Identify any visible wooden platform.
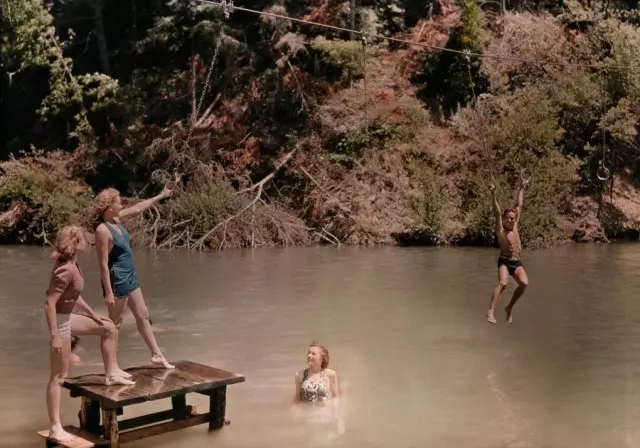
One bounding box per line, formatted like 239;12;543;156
64;360;244;408
40;360;246;448
38;426;109;448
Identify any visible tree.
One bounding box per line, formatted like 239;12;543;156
414;0;489;117
1;0;118;154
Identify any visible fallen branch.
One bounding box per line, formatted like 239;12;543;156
149;207;161;249
36;220;50;246
316;228;341;246
194;93;222;128
286;60;309;114
157;228;187;250
251;202;256;248
236;147;298;195
218;222;228;250
193;147;298;250
192;183;263;250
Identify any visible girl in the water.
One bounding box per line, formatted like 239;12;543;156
292;343;345;444
91;187;174;370
293;342;341;403
44;226;133;444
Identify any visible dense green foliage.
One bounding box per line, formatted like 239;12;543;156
0;0;638;249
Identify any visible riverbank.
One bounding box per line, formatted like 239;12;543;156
1;2;639;250
0;147;638;250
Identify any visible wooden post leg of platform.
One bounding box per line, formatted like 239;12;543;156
101;409;119;448
79;397;101;435
171;394;188;421
208;385;227;430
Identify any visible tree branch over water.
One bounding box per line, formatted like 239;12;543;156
192;147;298;250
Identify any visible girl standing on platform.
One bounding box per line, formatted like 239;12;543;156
91;187;174;370
45;226;134;444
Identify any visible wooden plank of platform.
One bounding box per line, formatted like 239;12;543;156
114;404;197;432
63;360;245;409
119;413;210;444
37;425;108;448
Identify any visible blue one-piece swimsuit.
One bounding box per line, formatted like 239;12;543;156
102;221;140;299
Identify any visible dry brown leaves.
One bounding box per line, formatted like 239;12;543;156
302;0;348;29
482;12;575;90
399;0;462;77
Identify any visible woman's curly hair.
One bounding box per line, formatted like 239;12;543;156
90;188;120;229
50;225;86;262
309;342;330;369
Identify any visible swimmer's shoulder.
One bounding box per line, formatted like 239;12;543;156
53;260;77;277
95;222;113;240
324;368;338;378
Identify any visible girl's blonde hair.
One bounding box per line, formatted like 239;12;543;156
51;225;86;261
90;188;120;229
309;342;330;369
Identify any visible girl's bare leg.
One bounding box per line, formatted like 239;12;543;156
107;297;134;379
505;267;529;323
47;337;73;442
487;266;509;324
128;288;174;369
71;314;135;385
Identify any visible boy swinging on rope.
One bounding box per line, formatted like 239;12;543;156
486;170;530;324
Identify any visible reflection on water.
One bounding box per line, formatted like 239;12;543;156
2;243;640;447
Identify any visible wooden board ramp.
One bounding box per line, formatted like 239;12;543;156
37;360;246;448
37;425;109;448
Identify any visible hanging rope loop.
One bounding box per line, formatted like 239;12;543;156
360;28;369;146
598;102;610;182
597;161;610;181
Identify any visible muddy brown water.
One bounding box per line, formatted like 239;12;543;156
2;243;640;448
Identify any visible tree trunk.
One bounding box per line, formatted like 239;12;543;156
91;0;111;75
349;0;356;40
131;0;138;42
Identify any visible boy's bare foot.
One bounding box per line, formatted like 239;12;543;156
505;306;513;323
487;311;497;324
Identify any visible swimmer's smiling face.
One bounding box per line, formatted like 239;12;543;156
502;210;517;231
307;346;322;368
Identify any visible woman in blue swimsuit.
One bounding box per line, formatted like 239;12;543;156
91;186;174;370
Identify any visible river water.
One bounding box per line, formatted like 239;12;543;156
1;243;640;448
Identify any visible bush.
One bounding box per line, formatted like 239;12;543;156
310;36;366;82
451;87;580;248
409;162;445;243
0;151;93;243
166;180;240;234
414;0;488;117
